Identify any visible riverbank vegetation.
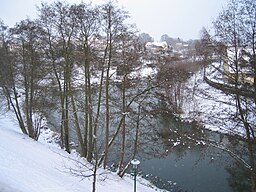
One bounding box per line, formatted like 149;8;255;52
195;0;256;190
0;1;181;185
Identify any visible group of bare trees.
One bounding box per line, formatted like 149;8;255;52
0;1;158;182
0;19;47;139
198;0;256;191
1;0;255;191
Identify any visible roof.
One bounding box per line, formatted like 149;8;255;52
226;47;254;74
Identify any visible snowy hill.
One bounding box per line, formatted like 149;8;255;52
0;112;162;192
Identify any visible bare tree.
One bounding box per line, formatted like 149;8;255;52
0;21;28;135
0;19;47;140
38;1;78;152
98;1;130;169
201;0;256;190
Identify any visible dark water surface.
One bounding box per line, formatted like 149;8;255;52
139;145;233;192
125;113;247;192
103;112;249;192
63;81;250;192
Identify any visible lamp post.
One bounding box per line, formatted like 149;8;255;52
131;159;140;192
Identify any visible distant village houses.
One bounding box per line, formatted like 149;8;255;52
145;41;170;53
224;47;254;85
145;40;194;59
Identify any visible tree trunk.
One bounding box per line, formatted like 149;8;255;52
70;82;86;157
118;75;127;176
84;45;93;162
103;7;113;168
64;79;70;153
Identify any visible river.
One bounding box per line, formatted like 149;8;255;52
119;112;250;192
48;69;252;192
139;139;233;192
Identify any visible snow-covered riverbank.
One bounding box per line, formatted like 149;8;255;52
181;64;249;136
0;111;164;192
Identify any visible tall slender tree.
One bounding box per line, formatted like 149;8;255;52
202;0;256;190
5;19;46;140
0;21;28;135
99;1;129;168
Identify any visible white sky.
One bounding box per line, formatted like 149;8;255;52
0;0;228;40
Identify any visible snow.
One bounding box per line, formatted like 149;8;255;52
227;47;254;74
129;65;158;79
0;58;251;191
0;112;163;192
83;60;250;136
181;63;250;136
145;41;168;50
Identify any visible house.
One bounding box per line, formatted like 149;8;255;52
224;47;254;85
145;41;169;53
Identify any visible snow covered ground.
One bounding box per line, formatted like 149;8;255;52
181;64;248;136
0;111;163;192
0;61;250;192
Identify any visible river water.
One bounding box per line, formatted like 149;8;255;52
139;141;233;192
53;74;251;192
122;113;250;192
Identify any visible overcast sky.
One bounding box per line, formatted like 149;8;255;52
0;0;228;40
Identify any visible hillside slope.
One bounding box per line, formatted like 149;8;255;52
0;112;161;192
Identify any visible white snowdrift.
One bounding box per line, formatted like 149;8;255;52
0;112;162;192
181;65;253;136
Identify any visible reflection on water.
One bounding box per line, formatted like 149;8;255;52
66;79;252;192
104;107;252;192
134;112;251;192
226;161;252;192
140;145;232;192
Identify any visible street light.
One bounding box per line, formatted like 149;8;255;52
131;159;140;192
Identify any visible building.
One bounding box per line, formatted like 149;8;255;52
224;47;254;85
145;41;169;53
